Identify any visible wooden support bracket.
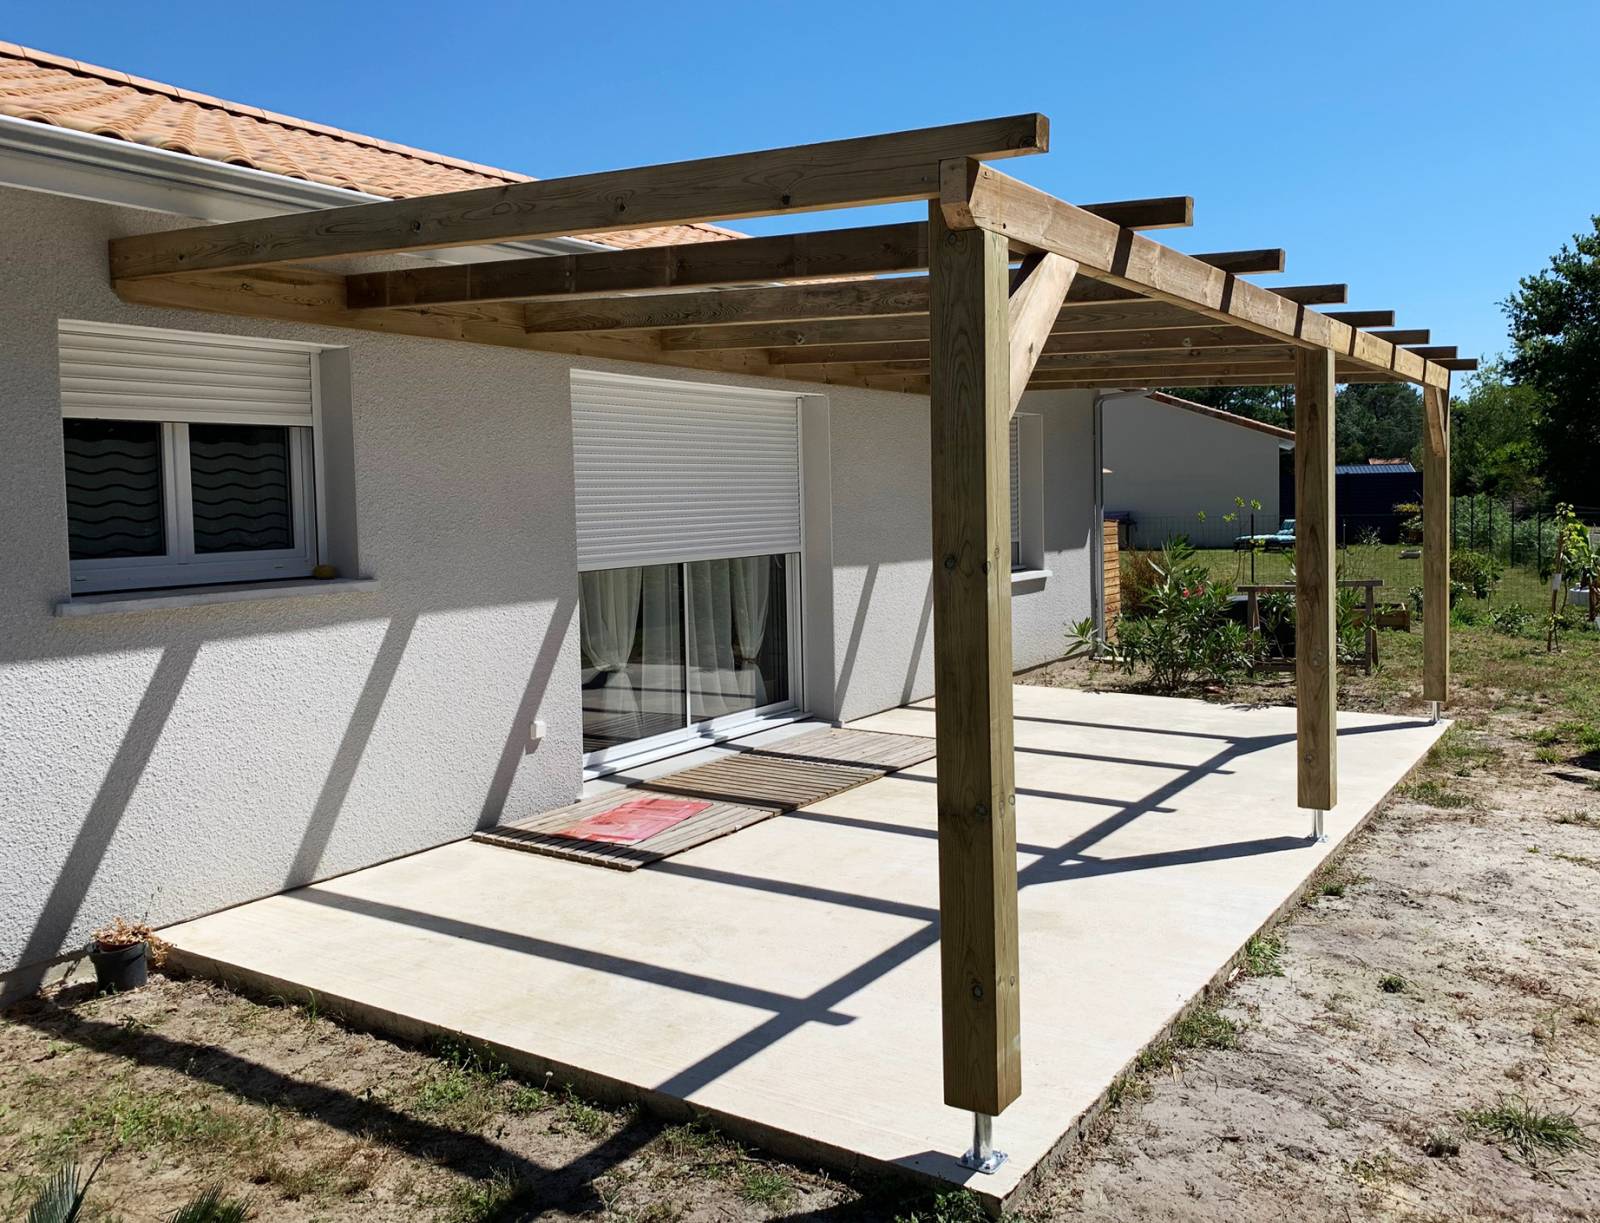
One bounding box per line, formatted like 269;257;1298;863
1007;253;1078;413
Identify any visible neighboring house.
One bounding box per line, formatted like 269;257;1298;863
0;45;1109;998
1102;391;1292;549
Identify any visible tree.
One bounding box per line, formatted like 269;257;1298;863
1333;382;1422;466
1449;358;1546;498
1505;216;1600;506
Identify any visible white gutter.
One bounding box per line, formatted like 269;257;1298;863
0;112;616;264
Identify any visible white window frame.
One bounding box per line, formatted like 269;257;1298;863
60;321;327;595
580;552;805;773
1012;411;1045;572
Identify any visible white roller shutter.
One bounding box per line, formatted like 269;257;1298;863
59;321;316;427
571;370;802;571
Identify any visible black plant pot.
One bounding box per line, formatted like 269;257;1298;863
90;941;148;993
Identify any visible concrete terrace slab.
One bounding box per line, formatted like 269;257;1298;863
162;687;1448;1210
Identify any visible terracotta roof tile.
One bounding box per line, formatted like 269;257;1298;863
0;43;740;249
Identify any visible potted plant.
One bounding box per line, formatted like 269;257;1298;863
88;916;155;993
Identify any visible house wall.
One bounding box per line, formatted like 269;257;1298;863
0;185;1096;994
1103;395;1287;549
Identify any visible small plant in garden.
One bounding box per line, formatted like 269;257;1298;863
1450;549;1503;600
1113;540;1257;692
1492;603;1536;636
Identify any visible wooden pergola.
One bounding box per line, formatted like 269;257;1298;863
106;114;1462;1159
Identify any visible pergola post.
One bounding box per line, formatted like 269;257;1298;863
1422;381;1451;716
927;200;1021;1138
1294;347;1338;838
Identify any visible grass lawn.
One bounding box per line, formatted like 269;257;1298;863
1186;543;1558;611
1;621;1596;1221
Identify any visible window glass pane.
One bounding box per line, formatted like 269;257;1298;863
188;423;295;553
62;419;165;560
686;553;791;724
580;564;686;753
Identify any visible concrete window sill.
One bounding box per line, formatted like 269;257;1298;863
54;578;380;618
1011;568;1052;589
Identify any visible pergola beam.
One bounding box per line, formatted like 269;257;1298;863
1371;329;1430;344
521;274;932;334
109;114;1050;280
657;298;1216;351
1192;248;1287;275
1324;309;1396;327
940;159;1447;389
1079;196;1192;229
1407;345;1457;359
358;222;931;312
1272;284;1348;305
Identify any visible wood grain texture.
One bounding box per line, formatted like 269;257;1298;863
927;201;1021;1116
1422;382;1451;703
1079;196;1192;229
1323;309;1396;327
110;114;1049;279
1191;248;1287;274
1007;253;1078;414
942;158;1449;390
351;223;931;310
1294;347;1339;811
1272;284;1347;305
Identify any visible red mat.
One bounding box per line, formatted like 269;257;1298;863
555;796;712;844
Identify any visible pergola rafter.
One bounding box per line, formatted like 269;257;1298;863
104;112;1464;1157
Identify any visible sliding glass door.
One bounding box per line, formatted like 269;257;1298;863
580;552;799;760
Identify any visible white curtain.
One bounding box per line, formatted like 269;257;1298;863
580;568;643;743
731;555;772;708
687;560;743;721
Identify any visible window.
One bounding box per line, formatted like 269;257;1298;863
580;553;798;755
570;371;806;763
1011;412;1044;571
59;322;323;594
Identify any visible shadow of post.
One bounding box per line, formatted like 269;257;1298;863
13;644;199;993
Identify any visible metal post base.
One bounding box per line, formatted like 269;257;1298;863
959;1111;1008;1174
1428;699;1441;725
1310;808;1327;843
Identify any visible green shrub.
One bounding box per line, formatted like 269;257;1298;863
1451;549;1503;599
1492;603;1536;636
1114;540;1257;691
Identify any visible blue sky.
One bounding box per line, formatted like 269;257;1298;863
10;2;1598;361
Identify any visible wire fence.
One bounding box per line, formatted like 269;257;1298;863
1115;498;1600;612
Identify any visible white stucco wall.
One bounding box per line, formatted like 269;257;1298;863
0;185;1097;992
1103;395;1288;549
824;388;1097;723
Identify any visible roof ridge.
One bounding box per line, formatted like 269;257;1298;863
0;39;534;184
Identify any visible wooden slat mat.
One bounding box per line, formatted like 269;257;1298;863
475;727;935;871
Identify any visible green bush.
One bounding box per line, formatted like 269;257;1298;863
1114;540;1257;691
1451;548;1504;599
1492;603;1536;636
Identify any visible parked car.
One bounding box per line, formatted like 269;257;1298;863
1234;518;1296;552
